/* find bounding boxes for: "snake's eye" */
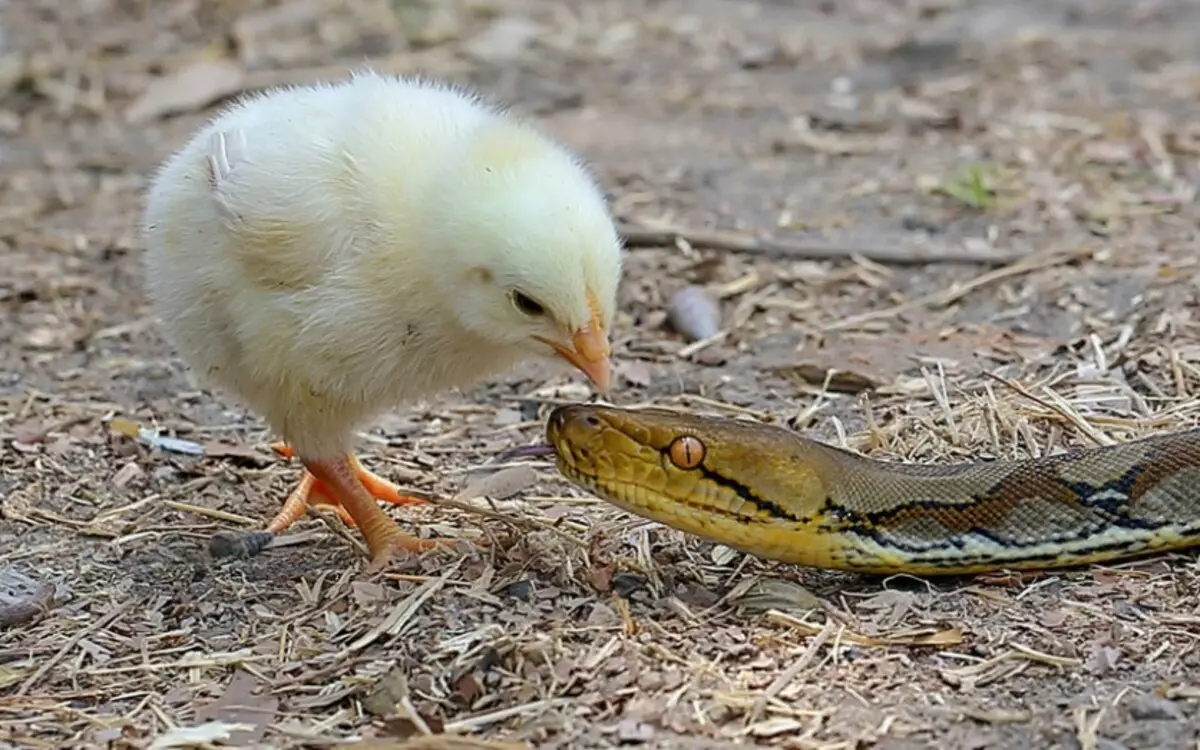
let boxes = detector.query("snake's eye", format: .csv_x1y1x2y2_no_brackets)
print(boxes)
668,435,705,469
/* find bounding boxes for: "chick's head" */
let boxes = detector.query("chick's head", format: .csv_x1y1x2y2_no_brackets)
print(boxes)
421,123,623,392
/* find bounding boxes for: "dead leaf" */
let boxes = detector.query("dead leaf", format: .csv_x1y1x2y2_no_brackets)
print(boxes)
586,562,614,593
0,568,56,629
351,581,388,607
452,672,482,705
1085,643,1121,676
377,718,421,741
1081,139,1137,164
857,589,917,628
491,408,523,426
746,716,804,737
710,544,740,566
1127,694,1185,721
111,462,142,488
363,666,416,719
125,59,245,123
147,721,255,749
10,418,49,444
766,362,880,393
192,670,278,746
0,664,29,690
379,713,446,739
616,359,653,387
347,736,524,749
728,578,824,615
90,725,128,745
202,440,271,464
445,650,500,708
454,465,537,502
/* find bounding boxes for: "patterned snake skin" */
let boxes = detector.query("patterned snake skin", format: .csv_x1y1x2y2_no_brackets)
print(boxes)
545,404,1200,575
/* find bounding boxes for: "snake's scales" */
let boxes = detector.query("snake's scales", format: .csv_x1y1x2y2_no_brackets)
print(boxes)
544,404,1200,575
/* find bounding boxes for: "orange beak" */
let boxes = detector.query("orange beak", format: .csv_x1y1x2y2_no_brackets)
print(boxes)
536,322,611,393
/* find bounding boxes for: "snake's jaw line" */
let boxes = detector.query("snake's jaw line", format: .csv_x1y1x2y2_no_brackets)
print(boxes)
545,404,1200,576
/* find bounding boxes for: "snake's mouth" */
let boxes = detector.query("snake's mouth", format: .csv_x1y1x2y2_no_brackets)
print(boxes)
544,405,651,512
551,440,636,513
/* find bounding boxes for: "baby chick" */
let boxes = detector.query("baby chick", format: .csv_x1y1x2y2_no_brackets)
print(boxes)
141,71,622,572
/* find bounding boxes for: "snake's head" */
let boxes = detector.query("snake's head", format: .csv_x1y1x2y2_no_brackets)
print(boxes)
546,403,682,483
545,403,829,522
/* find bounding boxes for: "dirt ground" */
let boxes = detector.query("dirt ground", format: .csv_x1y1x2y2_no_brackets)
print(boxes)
3,0,1200,747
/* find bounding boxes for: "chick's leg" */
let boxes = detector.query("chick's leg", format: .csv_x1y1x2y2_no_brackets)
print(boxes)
303,455,441,573
208,448,434,561
263,472,355,534
265,443,428,535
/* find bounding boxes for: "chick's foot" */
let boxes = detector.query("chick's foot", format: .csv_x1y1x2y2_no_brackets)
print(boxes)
266,443,429,534
208,447,433,562
303,455,447,573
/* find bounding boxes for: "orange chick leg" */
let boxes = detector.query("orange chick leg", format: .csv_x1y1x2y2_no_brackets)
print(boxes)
265,443,428,535
303,455,442,573
207,446,430,561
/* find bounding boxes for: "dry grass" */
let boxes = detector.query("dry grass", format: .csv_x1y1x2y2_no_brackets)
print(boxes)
3,0,1200,748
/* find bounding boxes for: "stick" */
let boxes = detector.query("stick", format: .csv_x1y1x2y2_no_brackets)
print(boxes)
17,598,136,695
618,224,1027,266
748,619,837,723
821,243,1093,332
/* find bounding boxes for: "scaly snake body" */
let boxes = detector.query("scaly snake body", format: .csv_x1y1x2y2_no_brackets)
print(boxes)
544,404,1200,575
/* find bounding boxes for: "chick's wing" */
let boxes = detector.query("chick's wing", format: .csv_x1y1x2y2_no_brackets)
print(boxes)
205,127,356,294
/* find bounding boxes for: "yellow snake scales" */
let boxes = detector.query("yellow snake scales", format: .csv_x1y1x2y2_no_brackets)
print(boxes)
538,404,1200,575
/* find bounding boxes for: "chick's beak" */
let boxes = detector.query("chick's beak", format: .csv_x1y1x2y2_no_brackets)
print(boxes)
537,323,611,393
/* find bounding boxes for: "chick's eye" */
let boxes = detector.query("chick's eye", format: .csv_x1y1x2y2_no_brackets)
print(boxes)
511,291,546,317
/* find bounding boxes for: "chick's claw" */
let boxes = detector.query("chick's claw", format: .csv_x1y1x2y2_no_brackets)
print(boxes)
301,454,453,568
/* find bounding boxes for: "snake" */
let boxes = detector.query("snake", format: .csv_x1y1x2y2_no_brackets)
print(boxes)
538,403,1200,575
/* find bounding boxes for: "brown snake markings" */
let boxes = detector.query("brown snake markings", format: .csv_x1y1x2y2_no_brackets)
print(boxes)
545,404,1200,574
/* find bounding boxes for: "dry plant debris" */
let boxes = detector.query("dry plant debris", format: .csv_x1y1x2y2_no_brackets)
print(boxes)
3,0,1200,748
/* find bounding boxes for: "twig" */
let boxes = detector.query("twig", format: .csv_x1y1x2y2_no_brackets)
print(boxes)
436,497,587,549
442,697,573,733
748,619,838,723
618,224,1026,266
822,244,1093,332
17,598,137,695
982,371,1114,447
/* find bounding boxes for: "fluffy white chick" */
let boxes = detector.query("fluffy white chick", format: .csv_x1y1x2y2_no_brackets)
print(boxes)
141,71,622,571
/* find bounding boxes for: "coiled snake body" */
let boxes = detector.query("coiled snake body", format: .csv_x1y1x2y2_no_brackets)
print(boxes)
544,404,1200,575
